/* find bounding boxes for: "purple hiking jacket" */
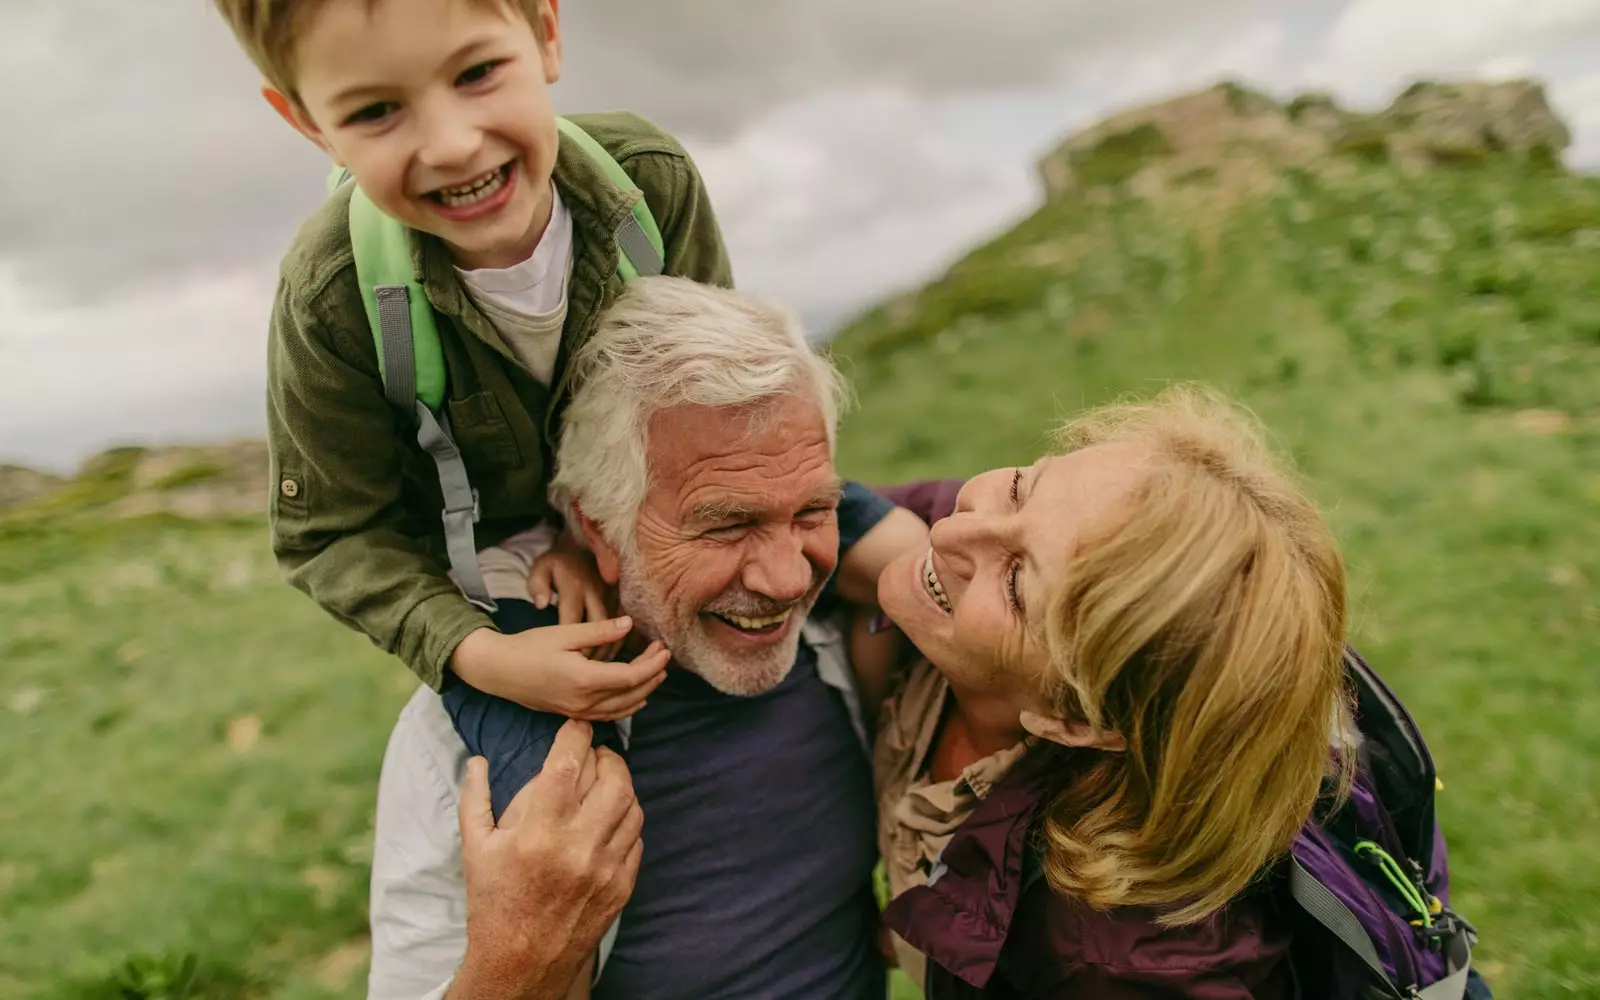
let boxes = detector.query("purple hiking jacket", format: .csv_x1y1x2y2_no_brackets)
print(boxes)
875,479,1297,1000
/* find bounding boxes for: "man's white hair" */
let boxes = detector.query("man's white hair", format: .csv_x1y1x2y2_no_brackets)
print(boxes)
549,276,850,547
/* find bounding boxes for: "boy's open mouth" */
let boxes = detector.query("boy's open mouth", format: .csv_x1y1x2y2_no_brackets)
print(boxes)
426,162,513,208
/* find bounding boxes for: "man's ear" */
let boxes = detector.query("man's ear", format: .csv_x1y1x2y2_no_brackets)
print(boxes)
1020,710,1127,752
572,506,621,585
537,0,563,84
261,84,340,162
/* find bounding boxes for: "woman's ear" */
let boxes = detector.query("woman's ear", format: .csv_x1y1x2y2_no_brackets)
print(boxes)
1020,710,1127,752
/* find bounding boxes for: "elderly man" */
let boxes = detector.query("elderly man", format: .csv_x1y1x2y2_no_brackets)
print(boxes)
367,277,890,1000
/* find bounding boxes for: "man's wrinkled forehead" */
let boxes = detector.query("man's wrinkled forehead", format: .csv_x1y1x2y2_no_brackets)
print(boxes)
642,397,838,521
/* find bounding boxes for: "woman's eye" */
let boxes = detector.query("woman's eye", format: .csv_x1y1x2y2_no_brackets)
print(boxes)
345,101,398,126
1006,562,1023,614
457,60,502,86
1009,468,1022,505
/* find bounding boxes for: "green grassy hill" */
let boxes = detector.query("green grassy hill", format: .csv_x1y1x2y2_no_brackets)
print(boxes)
3,80,1597,998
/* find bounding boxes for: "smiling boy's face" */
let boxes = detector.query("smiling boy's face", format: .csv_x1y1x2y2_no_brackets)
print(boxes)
269,0,564,271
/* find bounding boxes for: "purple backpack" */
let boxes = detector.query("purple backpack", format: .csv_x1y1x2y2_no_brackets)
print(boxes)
1284,649,1484,999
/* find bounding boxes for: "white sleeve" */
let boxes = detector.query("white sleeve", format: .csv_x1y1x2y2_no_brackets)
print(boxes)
366,687,473,1000
476,523,558,603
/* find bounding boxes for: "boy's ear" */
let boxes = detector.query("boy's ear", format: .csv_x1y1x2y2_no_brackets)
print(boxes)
1020,710,1127,752
537,0,563,84
572,506,621,585
261,84,340,163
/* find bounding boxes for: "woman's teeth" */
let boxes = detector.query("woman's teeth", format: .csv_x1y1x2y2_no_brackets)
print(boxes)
719,608,793,631
922,549,951,612
434,165,507,207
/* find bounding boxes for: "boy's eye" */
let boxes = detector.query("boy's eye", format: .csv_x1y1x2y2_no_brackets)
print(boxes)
344,101,398,126
456,60,502,86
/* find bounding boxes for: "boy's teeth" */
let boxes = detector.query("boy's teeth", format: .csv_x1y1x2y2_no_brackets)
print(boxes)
923,549,952,612
436,166,506,207
722,608,793,630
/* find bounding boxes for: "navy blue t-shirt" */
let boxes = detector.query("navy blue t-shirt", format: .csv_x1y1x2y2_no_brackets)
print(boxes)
593,644,882,999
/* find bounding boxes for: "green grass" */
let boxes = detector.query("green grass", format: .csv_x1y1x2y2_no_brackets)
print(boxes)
3,157,1598,998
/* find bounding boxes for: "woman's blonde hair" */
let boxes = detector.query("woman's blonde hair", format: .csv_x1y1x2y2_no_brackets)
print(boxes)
1034,383,1353,926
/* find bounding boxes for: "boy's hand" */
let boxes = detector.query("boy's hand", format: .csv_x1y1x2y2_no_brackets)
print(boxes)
528,527,619,659
452,619,670,721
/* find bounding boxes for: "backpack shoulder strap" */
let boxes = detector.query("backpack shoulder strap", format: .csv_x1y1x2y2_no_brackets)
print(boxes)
1288,858,1475,1000
555,116,666,281
329,168,492,610
332,172,448,414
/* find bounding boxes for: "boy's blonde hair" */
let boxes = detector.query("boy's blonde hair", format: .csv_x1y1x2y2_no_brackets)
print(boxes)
212,0,550,100
1033,384,1353,926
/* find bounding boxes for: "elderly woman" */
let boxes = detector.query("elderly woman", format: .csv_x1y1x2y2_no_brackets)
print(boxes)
868,385,1352,998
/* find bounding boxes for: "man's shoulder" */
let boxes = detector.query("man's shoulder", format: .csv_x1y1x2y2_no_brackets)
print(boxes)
275,181,361,313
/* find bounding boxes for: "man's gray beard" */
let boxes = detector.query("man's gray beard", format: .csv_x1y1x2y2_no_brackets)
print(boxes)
617,549,808,697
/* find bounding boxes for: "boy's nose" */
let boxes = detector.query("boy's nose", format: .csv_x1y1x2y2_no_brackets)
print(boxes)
416,108,483,170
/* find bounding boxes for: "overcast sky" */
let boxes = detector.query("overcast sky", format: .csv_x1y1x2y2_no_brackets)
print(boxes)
5,0,1600,471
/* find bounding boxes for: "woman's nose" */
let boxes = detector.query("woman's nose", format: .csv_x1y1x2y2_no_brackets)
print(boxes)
929,512,992,583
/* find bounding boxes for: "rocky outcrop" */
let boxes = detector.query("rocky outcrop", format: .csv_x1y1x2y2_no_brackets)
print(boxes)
2,441,269,520
0,466,63,511
1036,78,1570,202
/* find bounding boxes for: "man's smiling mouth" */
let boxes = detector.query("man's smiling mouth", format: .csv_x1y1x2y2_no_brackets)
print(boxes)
427,162,512,207
709,607,794,634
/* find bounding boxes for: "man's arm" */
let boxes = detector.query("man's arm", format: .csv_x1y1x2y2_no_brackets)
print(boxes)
366,691,639,1000
268,277,492,689
448,727,642,1000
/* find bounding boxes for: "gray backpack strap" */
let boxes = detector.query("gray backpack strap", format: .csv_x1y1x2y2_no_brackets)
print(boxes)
374,286,418,410
613,215,663,277
375,307,497,613
1289,859,1474,1000
1415,931,1474,1000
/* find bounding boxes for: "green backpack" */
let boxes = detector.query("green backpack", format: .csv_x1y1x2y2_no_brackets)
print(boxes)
325,116,665,611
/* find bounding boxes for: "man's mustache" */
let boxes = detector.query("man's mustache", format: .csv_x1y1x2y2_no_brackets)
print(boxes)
701,570,831,619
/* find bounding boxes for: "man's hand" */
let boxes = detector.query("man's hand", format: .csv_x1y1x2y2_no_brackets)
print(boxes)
451,622,670,721
448,721,644,1000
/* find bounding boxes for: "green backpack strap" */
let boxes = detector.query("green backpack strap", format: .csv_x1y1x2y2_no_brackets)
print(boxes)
555,116,665,280
330,167,490,608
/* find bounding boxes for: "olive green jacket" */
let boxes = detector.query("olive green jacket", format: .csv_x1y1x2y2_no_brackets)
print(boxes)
266,112,733,689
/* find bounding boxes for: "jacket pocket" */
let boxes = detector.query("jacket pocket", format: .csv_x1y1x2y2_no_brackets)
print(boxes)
445,391,524,472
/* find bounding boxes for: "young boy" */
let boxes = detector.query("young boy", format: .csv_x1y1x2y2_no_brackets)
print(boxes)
214,0,924,819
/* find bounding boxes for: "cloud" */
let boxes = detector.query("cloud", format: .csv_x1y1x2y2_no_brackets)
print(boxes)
0,2,327,306
1309,0,1600,100
0,262,275,471
557,0,1265,135
1551,72,1600,165
687,89,1043,332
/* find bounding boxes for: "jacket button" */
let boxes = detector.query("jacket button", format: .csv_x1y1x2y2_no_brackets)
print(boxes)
280,478,301,499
